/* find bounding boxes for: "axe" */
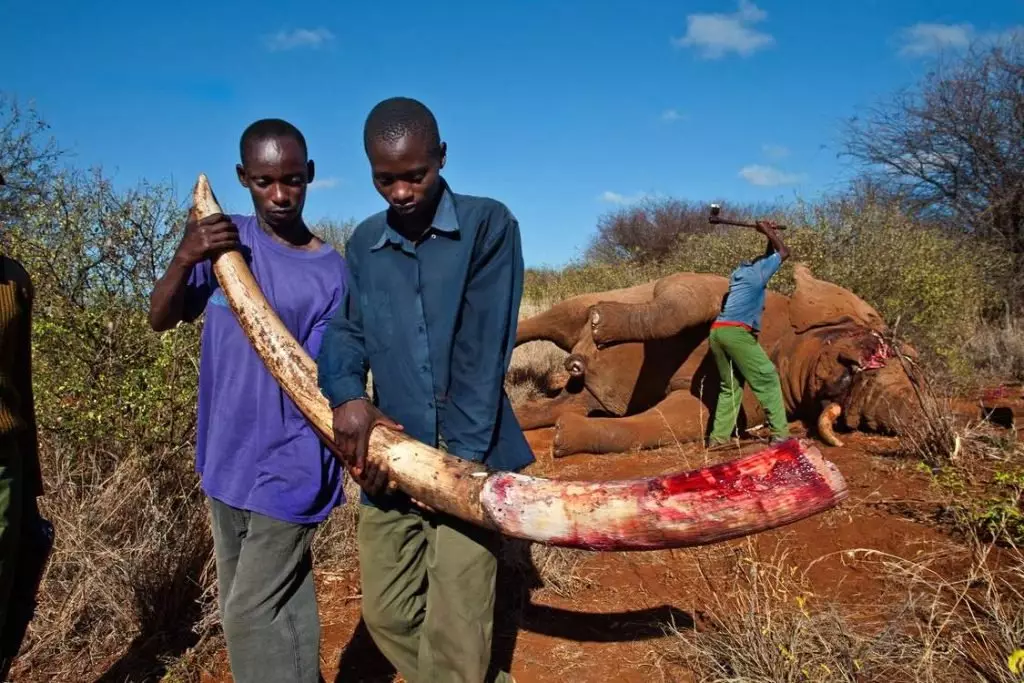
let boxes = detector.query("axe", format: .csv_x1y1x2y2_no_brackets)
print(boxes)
708,204,787,230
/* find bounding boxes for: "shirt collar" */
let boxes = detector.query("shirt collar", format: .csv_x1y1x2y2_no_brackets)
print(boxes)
371,182,459,252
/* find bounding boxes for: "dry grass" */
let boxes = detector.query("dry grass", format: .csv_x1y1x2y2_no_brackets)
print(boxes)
966,315,1024,383
889,368,1024,546
666,541,927,683
506,298,568,407
14,443,364,682
843,539,1024,683
499,538,596,600
526,544,596,599
666,535,1024,683
311,478,364,569
506,340,567,406
16,447,213,682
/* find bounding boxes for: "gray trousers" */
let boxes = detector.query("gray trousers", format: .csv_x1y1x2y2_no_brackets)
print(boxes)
208,496,321,683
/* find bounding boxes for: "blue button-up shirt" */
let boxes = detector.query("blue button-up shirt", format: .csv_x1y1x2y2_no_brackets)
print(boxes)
316,180,535,507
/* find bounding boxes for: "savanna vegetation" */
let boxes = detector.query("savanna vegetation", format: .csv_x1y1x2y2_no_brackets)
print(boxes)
0,38,1021,683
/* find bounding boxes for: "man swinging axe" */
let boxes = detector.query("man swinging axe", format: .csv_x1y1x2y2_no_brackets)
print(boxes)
706,204,792,447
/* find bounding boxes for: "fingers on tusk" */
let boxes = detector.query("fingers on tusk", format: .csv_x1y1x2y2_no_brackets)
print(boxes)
818,402,844,447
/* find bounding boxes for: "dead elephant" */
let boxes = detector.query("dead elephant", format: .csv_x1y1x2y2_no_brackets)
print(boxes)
514,264,924,456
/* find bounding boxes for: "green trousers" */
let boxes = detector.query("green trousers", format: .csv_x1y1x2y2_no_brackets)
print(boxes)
708,325,790,444
358,500,510,683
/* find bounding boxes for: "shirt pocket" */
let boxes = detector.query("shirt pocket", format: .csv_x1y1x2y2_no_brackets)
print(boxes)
361,290,395,355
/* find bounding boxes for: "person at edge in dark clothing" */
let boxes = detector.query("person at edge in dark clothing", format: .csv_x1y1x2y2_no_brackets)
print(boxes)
0,174,54,678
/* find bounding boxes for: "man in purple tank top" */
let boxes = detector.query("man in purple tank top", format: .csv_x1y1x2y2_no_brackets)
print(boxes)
148,119,347,682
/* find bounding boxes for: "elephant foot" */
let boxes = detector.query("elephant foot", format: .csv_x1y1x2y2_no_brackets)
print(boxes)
552,412,603,458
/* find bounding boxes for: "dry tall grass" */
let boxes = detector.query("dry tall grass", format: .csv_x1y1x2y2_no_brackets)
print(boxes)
19,449,213,682
506,299,568,407
966,315,1024,383
666,537,1024,683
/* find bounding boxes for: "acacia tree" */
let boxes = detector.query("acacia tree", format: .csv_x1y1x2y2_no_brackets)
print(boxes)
311,216,357,255
842,39,1024,276
585,197,785,264
0,93,61,226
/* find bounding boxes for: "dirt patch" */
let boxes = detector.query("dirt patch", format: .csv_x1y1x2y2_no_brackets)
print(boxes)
191,425,985,683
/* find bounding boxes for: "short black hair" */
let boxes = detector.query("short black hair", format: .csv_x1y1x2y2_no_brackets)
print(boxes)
363,97,441,156
239,118,307,165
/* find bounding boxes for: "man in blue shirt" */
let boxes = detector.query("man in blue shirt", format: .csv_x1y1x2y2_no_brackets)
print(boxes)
316,97,531,683
708,219,791,446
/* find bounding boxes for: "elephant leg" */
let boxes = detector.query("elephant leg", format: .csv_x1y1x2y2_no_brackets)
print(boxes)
588,275,727,347
551,390,711,457
516,301,593,351
514,389,601,431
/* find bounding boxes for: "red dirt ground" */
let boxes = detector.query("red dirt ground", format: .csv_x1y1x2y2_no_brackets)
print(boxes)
196,417,986,683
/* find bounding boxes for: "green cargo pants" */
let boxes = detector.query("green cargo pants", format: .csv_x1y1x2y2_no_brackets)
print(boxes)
708,325,790,444
357,499,510,683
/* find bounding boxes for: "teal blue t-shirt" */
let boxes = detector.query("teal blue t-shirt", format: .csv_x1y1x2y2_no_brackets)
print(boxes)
715,252,783,331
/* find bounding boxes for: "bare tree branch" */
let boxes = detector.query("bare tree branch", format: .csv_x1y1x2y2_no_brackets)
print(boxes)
842,39,1024,259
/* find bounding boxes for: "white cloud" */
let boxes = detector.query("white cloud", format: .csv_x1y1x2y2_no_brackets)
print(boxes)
738,164,806,187
898,23,973,57
761,143,790,159
672,0,775,59
309,177,340,190
661,109,685,122
600,191,649,205
265,27,335,52
897,22,1024,57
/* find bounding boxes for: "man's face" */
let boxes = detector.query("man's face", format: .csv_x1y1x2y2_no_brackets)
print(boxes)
367,134,445,221
237,136,313,230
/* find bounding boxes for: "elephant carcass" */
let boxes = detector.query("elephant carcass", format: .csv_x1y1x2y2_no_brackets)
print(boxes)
190,174,848,551
514,266,922,457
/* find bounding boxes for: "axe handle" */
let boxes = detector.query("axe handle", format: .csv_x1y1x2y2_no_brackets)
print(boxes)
709,216,787,230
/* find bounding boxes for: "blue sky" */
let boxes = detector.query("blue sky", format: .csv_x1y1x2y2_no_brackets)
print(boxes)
3,1,1022,267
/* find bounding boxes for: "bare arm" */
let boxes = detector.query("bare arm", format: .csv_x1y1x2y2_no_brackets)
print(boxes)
757,220,790,262
148,256,197,331
148,212,240,331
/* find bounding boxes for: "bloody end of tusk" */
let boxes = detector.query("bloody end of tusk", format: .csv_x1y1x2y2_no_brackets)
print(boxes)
818,403,844,447
190,173,850,552
482,438,848,550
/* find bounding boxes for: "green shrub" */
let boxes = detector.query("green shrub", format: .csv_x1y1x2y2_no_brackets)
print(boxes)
2,168,213,678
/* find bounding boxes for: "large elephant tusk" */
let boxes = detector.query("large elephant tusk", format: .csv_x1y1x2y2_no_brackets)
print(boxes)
817,402,845,447
192,174,849,551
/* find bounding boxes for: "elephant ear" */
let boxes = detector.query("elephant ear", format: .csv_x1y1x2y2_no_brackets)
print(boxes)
789,263,887,334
